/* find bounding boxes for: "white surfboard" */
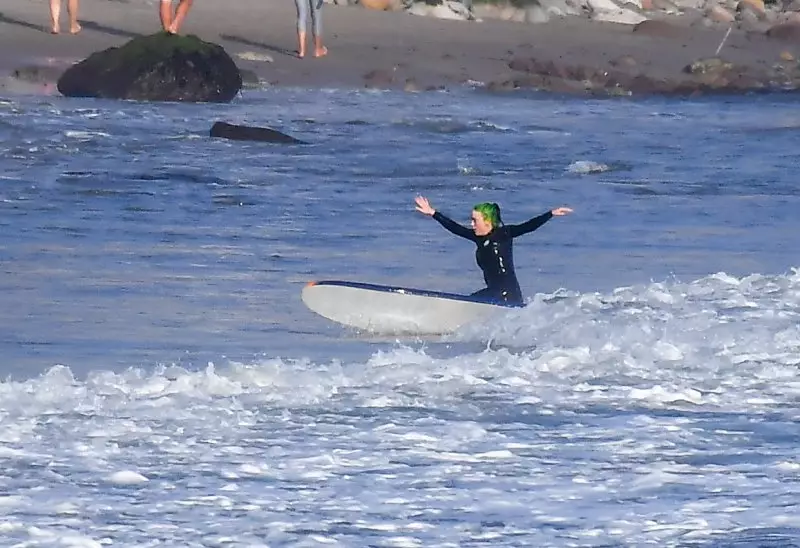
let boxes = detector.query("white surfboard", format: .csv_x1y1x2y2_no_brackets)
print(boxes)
301,280,517,335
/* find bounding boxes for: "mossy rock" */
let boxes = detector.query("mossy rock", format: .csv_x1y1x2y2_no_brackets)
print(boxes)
57,32,243,103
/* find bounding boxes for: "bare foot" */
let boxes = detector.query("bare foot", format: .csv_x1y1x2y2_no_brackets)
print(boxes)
69,23,81,34
50,25,60,34
314,46,328,58
297,50,305,59
167,24,178,34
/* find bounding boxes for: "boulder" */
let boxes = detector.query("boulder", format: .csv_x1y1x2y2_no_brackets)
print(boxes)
632,19,685,37
737,0,766,15
57,32,242,103
405,0,474,20
766,21,800,41
683,57,733,74
209,122,306,144
585,0,647,24
360,0,394,9
706,5,736,23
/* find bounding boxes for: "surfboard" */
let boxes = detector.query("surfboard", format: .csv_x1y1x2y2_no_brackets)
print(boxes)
301,280,518,335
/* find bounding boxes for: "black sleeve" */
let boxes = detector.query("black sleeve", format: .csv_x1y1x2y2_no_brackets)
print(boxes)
432,211,477,241
506,211,553,238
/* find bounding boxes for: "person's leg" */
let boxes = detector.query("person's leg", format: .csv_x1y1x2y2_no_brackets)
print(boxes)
67,0,80,34
309,0,327,57
159,0,172,31
49,0,61,34
168,0,193,34
294,0,308,58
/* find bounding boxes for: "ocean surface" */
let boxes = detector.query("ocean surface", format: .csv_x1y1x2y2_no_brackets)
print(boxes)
1,87,799,547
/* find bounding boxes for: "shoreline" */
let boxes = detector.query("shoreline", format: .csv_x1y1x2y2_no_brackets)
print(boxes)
2,0,799,97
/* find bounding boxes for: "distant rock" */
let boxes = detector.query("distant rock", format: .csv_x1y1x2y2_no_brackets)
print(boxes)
586,0,647,24
706,5,736,23
632,19,684,37
683,57,733,75
363,68,395,88
209,122,306,144
57,33,242,103
360,0,395,9
609,54,638,68
503,53,800,96
236,51,274,63
405,0,474,20
738,0,766,17
766,21,800,41
472,1,567,22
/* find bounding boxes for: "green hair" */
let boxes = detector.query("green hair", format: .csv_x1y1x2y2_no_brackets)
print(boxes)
473,202,503,228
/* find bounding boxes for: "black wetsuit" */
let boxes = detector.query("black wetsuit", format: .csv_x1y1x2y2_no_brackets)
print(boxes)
432,210,553,306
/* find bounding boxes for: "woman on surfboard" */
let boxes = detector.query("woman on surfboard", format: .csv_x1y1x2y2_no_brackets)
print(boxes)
414,195,573,307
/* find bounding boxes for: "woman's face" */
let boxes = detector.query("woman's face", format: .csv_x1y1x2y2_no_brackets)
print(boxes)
471,210,493,236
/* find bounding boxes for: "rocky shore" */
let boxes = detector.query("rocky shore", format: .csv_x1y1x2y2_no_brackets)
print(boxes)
1,0,799,97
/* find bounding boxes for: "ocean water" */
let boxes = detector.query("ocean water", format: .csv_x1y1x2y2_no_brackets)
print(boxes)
1,87,799,547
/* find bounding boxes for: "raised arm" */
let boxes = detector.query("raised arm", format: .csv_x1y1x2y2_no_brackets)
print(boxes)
507,206,573,238
415,195,476,241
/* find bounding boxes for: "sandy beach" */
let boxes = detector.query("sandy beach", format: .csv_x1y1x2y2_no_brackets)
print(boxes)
1,0,797,95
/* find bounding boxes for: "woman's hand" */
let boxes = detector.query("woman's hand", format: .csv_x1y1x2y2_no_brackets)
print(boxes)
415,195,436,216
551,207,573,217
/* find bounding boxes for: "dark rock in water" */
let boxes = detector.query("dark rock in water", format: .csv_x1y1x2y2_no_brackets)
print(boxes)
209,121,306,144
57,32,242,103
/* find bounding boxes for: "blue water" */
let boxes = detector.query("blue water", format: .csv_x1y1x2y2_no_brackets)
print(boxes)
1,88,799,547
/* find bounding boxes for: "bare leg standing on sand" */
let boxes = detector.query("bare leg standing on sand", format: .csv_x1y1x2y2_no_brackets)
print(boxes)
49,0,80,34
294,0,327,58
160,0,194,34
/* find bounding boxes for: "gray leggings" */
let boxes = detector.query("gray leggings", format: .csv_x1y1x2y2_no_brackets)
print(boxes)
295,0,322,36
